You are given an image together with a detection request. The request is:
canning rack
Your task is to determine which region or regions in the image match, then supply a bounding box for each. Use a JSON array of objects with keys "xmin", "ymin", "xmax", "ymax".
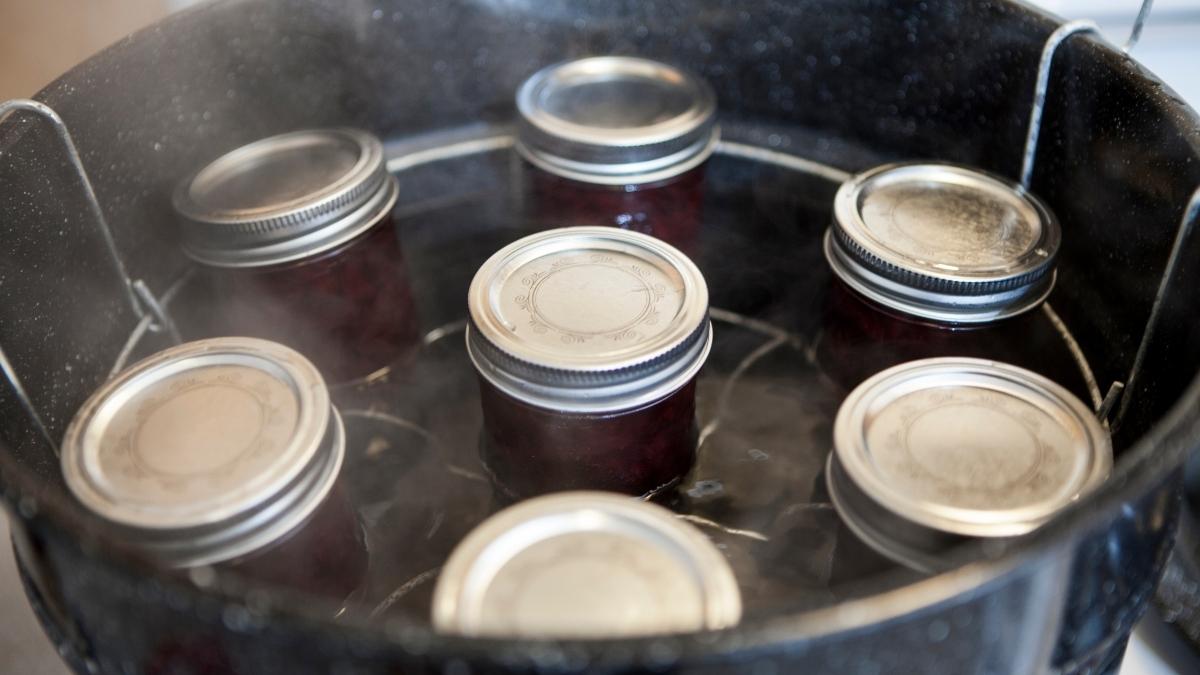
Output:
[
  {"xmin": 0, "ymin": 0, "xmax": 1176, "ymax": 462},
  {"xmin": 0, "ymin": 0, "xmax": 1190, "ymax": 660}
]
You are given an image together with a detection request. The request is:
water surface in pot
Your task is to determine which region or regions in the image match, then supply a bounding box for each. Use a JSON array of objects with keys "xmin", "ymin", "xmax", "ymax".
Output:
[{"xmin": 160, "ymin": 125, "xmax": 1103, "ymax": 626}]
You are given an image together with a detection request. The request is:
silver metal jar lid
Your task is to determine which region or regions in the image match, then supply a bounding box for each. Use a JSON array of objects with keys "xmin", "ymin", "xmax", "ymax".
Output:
[
  {"xmin": 825, "ymin": 162, "xmax": 1061, "ymax": 323},
  {"xmin": 515, "ymin": 56, "xmax": 719, "ymax": 185},
  {"xmin": 431, "ymin": 492, "xmax": 742, "ymax": 638},
  {"xmin": 174, "ymin": 128, "xmax": 399, "ymax": 267},
  {"xmin": 61, "ymin": 337, "xmax": 344, "ymax": 568},
  {"xmin": 466, "ymin": 226, "xmax": 711, "ymax": 413},
  {"xmin": 830, "ymin": 357, "xmax": 1111, "ymax": 543}
]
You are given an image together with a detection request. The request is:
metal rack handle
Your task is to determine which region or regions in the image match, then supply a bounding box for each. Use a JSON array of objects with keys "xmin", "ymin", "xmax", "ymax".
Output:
[
  {"xmin": 0, "ymin": 99, "xmax": 144, "ymax": 318},
  {"xmin": 1115, "ymin": 187, "xmax": 1200, "ymax": 431},
  {"xmin": 0, "ymin": 99, "xmax": 182, "ymax": 455},
  {"xmin": 1020, "ymin": 20, "xmax": 1101, "ymax": 190},
  {"xmin": 1125, "ymin": 0, "xmax": 1156, "ymax": 52}
]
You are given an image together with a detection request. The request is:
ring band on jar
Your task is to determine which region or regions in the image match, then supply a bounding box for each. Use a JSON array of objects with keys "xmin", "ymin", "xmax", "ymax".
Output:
[
  {"xmin": 431, "ymin": 492, "xmax": 741, "ymax": 638},
  {"xmin": 173, "ymin": 128, "xmax": 420, "ymax": 382},
  {"xmin": 515, "ymin": 56, "xmax": 718, "ymax": 251},
  {"xmin": 816, "ymin": 162, "xmax": 1068, "ymax": 389},
  {"xmin": 466, "ymin": 226, "xmax": 711, "ymax": 498},
  {"xmin": 825, "ymin": 162, "xmax": 1060, "ymax": 323},
  {"xmin": 826, "ymin": 357, "xmax": 1111, "ymax": 573},
  {"xmin": 61, "ymin": 337, "xmax": 368, "ymax": 601}
]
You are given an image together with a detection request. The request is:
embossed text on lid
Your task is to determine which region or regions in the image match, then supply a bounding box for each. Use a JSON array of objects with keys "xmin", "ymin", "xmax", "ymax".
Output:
[
  {"xmin": 832, "ymin": 357, "xmax": 1111, "ymax": 538},
  {"xmin": 431, "ymin": 492, "xmax": 741, "ymax": 638},
  {"xmin": 826, "ymin": 162, "xmax": 1061, "ymax": 323},
  {"xmin": 466, "ymin": 226, "xmax": 711, "ymax": 412},
  {"xmin": 516, "ymin": 56, "xmax": 719, "ymax": 185}
]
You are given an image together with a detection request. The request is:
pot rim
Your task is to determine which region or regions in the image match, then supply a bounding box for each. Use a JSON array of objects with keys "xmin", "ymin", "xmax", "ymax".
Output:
[{"xmin": 2, "ymin": 3, "xmax": 1199, "ymax": 667}]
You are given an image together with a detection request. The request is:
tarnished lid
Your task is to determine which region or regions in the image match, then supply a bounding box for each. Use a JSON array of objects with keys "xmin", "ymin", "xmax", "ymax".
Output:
[
  {"xmin": 431, "ymin": 492, "xmax": 742, "ymax": 638},
  {"xmin": 175, "ymin": 128, "xmax": 398, "ymax": 267},
  {"xmin": 515, "ymin": 56, "xmax": 719, "ymax": 185},
  {"xmin": 832, "ymin": 357, "xmax": 1111, "ymax": 538},
  {"xmin": 826, "ymin": 162, "xmax": 1060, "ymax": 323},
  {"xmin": 466, "ymin": 226, "xmax": 711, "ymax": 412},
  {"xmin": 61, "ymin": 337, "xmax": 344, "ymax": 567}
]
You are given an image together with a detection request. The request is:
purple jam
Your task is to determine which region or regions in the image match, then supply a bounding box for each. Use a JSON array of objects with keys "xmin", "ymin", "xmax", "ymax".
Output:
[
  {"xmin": 523, "ymin": 161, "xmax": 705, "ymax": 254},
  {"xmin": 478, "ymin": 379, "xmax": 698, "ymax": 499},
  {"xmin": 816, "ymin": 279, "xmax": 1091, "ymax": 402},
  {"xmin": 190, "ymin": 220, "xmax": 420, "ymax": 383},
  {"xmin": 223, "ymin": 481, "xmax": 368, "ymax": 601}
]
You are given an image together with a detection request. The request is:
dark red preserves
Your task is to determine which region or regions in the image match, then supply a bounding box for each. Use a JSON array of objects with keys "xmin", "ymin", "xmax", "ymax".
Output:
[
  {"xmin": 816, "ymin": 279, "xmax": 1091, "ymax": 401},
  {"xmin": 195, "ymin": 220, "xmax": 420, "ymax": 383},
  {"xmin": 146, "ymin": 634, "xmax": 236, "ymax": 675},
  {"xmin": 523, "ymin": 162, "xmax": 705, "ymax": 254},
  {"xmin": 479, "ymin": 379, "xmax": 698, "ymax": 498},
  {"xmin": 222, "ymin": 481, "xmax": 368, "ymax": 601}
]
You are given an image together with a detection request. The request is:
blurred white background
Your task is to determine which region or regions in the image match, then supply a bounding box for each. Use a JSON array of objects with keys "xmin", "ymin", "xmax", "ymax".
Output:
[{"xmin": 1034, "ymin": 0, "xmax": 1200, "ymax": 104}]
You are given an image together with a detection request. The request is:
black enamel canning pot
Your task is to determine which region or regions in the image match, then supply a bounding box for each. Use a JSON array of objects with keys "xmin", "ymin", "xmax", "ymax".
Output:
[{"xmin": 2, "ymin": 1, "xmax": 1200, "ymax": 673}]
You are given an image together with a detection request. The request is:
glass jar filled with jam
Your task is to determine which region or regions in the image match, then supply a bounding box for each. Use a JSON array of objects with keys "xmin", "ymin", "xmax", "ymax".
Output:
[
  {"xmin": 466, "ymin": 226, "xmax": 711, "ymax": 499},
  {"xmin": 60, "ymin": 337, "xmax": 368, "ymax": 603},
  {"xmin": 815, "ymin": 162, "xmax": 1074, "ymax": 391},
  {"xmin": 174, "ymin": 128, "xmax": 420, "ymax": 383},
  {"xmin": 826, "ymin": 357, "xmax": 1111, "ymax": 573},
  {"xmin": 515, "ymin": 56, "xmax": 718, "ymax": 252}
]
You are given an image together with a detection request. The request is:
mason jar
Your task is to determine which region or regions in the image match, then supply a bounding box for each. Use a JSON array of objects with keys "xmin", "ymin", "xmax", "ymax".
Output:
[
  {"xmin": 515, "ymin": 56, "xmax": 718, "ymax": 253},
  {"xmin": 815, "ymin": 162, "xmax": 1078, "ymax": 391},
  {"xmin": 61, "ymin": 337, "xmax": 368, "ymax": 602},
  {"xmin": 826, "ymin": 357, "xmax": 1112, "ymax": 573},
  {"xmin": 466, "ymin": 226, "xmax": 711, "ymax": 499},
  {"xmin": 174, "ymin": 128, "xmax": 420, "ymax": 383}
]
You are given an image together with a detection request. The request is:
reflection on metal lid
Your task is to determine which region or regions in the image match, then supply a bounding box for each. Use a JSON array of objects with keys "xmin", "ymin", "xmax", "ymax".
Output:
[
  {"xmin": 175, "ymin": 128, "xmax": 398, "ymax": 267},
  {"xmin": 831, "ymin": 357, "xmax": 1111, "ymax": 542},
  {"xmin": 467, "ymin": 226, "xmax": 711, "ymax": 412},
  {"xmin": 516, "ymin": 56, "xmax": 719, "ymax": 185},
  {"xmin": 826, "ymin": 162, "xmax": 1060, "ymax": 323},
  {"xmin": 61, "ymin": 337, "xmax": 344, "ymax": 567},
  {"xmin": 432, "ymin": 492, "xmax": 741, "ymax": 638}
]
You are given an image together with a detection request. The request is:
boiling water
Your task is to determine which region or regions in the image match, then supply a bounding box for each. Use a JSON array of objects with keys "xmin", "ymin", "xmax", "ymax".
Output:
[{"xmin": 172, "ymin": 130, "xmax": 1096, "ymax": 624}]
